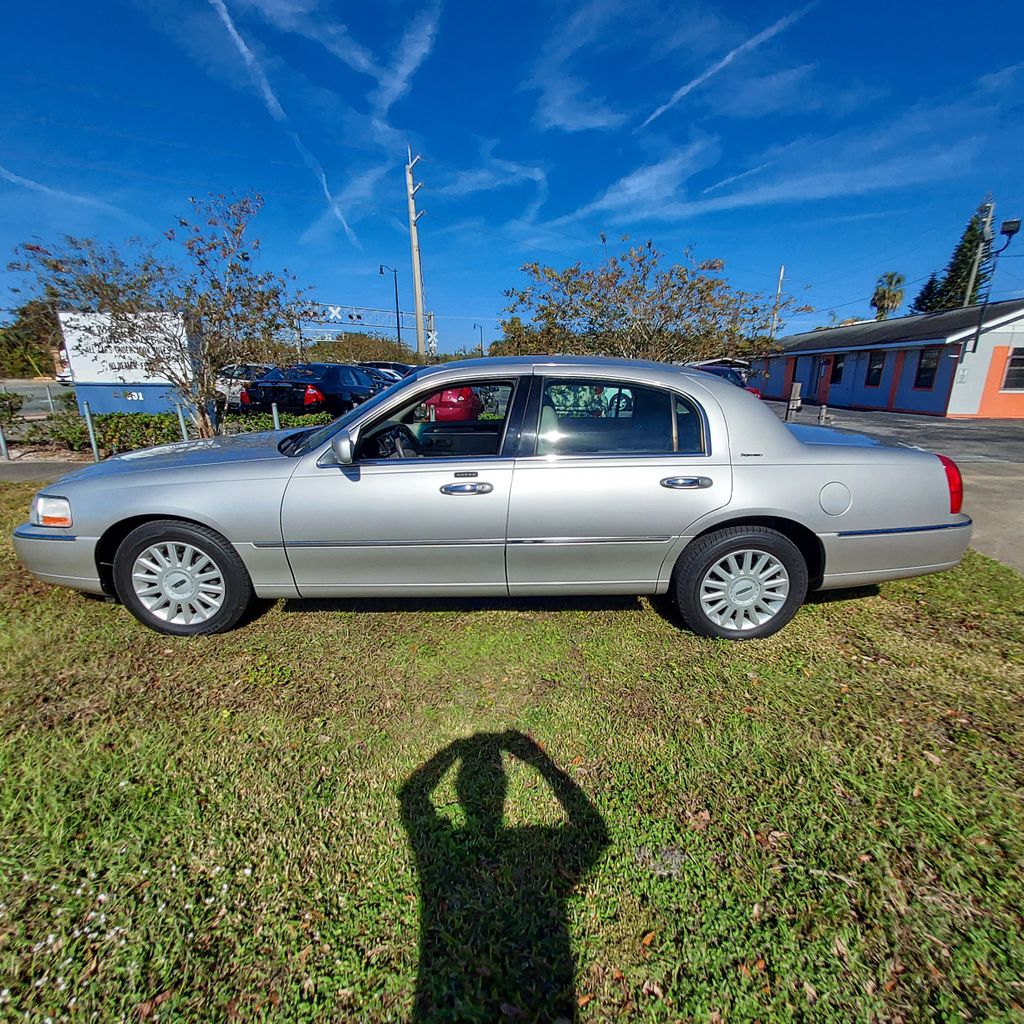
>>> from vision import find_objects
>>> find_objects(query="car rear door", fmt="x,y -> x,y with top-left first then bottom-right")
505,374 -> 732,594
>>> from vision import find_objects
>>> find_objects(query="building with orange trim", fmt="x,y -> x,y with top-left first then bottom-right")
754,299 -> 1024,418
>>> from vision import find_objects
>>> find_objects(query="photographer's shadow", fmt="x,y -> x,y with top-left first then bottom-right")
400,731 -> 608,1023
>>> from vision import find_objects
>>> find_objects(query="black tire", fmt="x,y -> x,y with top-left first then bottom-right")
672,525 -> 808,640
112,520 -> 254,636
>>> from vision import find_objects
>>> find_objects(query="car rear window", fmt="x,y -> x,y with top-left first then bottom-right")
263,365 -> 323,382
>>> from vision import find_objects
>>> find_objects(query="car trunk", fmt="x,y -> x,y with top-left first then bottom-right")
247,380 -> 319,411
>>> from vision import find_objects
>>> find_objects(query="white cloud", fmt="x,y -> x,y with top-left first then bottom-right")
238,0 -> 440,119
553,64 -> 1024,229
548,142 -> 715,226
526,0 -> 628,132
640,2 -> 817,128
0,163 -> 141,225
206,0 -> 358,245
436,142 -> 548,220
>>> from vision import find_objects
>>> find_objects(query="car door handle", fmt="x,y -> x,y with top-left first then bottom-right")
661,476 -> 713,490
440,482 -> 494,495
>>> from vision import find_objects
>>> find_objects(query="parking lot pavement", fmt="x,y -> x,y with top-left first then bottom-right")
0,378 -> 68,417
0,462 -> 82,483
766,401 -> 1024,463
961,465 -> 1024,574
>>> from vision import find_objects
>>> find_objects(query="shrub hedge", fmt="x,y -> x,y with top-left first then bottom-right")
22,410 -> 333,456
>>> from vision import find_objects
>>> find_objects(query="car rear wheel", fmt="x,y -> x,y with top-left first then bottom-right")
112,520 -> 253,636
673,526 -> 808,640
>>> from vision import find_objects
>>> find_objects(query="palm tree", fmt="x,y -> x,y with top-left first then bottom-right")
870,272 -> 906,320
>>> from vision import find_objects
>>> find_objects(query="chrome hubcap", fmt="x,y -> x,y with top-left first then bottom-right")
131,542 -> 225,625
699,549 -> 789,632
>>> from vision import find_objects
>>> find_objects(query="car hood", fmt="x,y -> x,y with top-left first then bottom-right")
50,429 -> 300,485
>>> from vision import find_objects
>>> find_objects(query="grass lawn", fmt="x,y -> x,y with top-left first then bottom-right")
1,479 -> 1023,1023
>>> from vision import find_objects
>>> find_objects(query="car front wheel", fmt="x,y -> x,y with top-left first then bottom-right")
112,520 -> 253,636
673,526 -> 808,640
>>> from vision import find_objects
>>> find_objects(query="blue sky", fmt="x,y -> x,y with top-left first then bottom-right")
2,0 -> 1024,350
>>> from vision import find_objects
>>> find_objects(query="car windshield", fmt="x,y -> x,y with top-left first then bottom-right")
281,370 -> 427,457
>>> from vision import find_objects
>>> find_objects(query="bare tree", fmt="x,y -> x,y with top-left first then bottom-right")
10,194 -> 313,437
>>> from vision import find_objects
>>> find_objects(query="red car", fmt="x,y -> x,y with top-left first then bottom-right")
423,387 -> 484,421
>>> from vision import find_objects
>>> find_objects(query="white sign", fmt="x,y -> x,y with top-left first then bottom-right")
58,312 -> 189,386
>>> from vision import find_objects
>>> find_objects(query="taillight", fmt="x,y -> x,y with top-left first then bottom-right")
303,384 -> 325,406
240,388 -> 250,405
937,454 -> 963,514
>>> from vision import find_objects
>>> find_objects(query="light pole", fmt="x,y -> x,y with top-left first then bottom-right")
473,322 -> 484,356
378,264 -> 402,346
966,218 -> 1020,357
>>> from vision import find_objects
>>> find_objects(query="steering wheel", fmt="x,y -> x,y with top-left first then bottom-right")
383,423 -> 422,459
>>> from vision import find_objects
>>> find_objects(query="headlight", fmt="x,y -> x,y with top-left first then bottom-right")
31,495 -> 73,528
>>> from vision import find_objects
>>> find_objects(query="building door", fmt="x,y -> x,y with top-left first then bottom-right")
816,355 -> 833,404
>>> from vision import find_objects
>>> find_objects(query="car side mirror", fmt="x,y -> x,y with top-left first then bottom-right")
330,429 -> 356,465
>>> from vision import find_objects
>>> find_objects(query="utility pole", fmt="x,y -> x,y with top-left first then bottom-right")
963,199 -> 994,307
473,323 -> 484,356
405,148 -> 427,357
770,264 -> 785,340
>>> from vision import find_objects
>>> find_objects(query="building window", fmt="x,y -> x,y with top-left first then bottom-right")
914,348 -> 941,390
864,351 -> 885,387
1003,348 -> 1024,390
830,354 -> 845,384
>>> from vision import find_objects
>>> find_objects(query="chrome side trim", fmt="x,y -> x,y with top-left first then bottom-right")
255,537 -> 506,549
508,536 -> 673,545
836,518 -> 973,538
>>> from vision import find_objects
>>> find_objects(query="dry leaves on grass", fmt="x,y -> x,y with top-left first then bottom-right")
135,989 -> 173,1019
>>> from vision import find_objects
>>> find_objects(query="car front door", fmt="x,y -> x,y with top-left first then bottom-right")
505,375 -> 732,594
280,376 -> 527,597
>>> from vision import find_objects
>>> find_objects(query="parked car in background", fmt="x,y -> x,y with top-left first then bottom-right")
241,363 -> 375,416
689,363 -> 762,399
216,363 -> 274,410
423,385 -> 484,421
56,369 -> 74,387
13,356 -> 971,640
360,365 -> 402,390
360,360 -> 416,377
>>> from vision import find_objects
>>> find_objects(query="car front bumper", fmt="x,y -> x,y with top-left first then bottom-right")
11,524 -> 105,595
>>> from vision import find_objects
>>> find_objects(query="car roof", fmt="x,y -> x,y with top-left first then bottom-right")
417,354 -> 722,379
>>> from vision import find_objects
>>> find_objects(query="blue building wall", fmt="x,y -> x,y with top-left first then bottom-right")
75,383 -> 180,416
793,355 -> 816,394
755,357 -> 787,396
761,345 -> 953,415
891,349 -> 956,413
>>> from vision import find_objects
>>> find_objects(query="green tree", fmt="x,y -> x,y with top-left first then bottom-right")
914,198 -> 993,312
500,239 -> 810,363
870,271 -> 906,320
9,194 -> 313,437
301,331 -> 423,365
0,300 -> 63,378
937,199 -> 993,309
909,272 -> 943,315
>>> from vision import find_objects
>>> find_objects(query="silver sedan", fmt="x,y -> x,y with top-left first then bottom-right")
12,356 -> 972,639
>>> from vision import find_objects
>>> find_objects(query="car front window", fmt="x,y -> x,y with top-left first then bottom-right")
284,370 -> 427,457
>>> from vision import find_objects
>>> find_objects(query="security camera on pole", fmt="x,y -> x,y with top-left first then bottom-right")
405,148 -> 428,358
